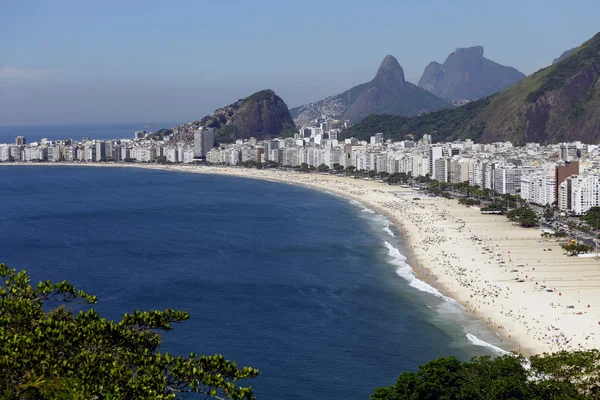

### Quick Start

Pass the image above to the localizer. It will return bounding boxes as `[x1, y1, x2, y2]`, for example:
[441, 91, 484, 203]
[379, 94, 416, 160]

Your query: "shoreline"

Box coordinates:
[6, 162, 600, 356]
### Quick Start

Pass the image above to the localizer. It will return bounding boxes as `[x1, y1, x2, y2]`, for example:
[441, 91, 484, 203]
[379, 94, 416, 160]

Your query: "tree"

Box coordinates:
[372, 351, 599, 400]
[333, 164, 344, 173]
[507, 207, 539, 228]
[583, 207, 600, 231]
[561, 242, 593, 256]
[0, 264, 258, 399]
[543, 205, 555, 220]
[316, 163, 330, 172]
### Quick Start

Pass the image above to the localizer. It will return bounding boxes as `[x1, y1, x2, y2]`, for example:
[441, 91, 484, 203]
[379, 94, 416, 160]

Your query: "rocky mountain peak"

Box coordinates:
[375, 54, 405, 83]
[454, 46, 484, 58]
[418, 45, 524, 100]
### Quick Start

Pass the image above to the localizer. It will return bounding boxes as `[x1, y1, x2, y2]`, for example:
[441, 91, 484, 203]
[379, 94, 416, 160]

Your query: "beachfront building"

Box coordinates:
[520, 173, 556, 206]
[434, 157, 451, 183]
[493, 165, 522, 195]
[193, 127, 215, 158]
[450, 158, 470, 183]
[559, 174, 600, 215]
[555, 161, 579, 201]
[165, 146, 179, 163]
[428, 145, 444, 178]
[0, 145, 10, 162]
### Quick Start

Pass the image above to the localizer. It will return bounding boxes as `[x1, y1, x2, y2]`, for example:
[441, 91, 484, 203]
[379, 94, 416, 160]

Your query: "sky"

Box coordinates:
[1, 0, 599, 125]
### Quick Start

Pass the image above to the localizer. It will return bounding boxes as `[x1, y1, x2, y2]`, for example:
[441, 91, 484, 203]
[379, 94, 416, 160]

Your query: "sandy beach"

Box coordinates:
[5, 162, 600, 356]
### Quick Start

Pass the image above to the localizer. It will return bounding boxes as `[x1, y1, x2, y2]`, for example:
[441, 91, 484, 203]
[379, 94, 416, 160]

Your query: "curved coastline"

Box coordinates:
[5, 162, 600, 357]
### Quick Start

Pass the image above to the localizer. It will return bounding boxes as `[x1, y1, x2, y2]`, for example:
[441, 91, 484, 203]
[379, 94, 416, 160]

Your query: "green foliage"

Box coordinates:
[0, 264, 258, 399]
[215, 125, 238, 144]
[316, 163, 330, 172]
[568, 101, 586, 121]
[507, 207, 539, 227]
[387, 172, 410, 185]
[279, 122, 298, 139]
[561, 242, 594, 256]
[459, 198, 481, 206]
[526, 32, 600, 102]
[245, 90, 276, 105]
[583, 206, 600, 229]
[481, 203, 505, 212]
[372, 351, 600, 400]
[341, 97, 490, 142]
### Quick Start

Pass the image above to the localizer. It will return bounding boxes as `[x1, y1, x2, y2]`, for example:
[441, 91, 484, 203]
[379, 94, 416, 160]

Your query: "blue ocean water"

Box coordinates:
[0, 166, 502, 399]
[0, 121, 180, 144]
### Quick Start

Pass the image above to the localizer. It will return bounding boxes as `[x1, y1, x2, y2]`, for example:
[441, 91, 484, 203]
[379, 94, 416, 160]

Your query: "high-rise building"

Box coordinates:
[559, 174, 600, 215]
[15, 136, 26, 146]
[193, 127, 215, 158]
[434, 157, 452, 182]
[494, 165, 522, 195]
[428, 145, 443, 178]
[555, 161, 579, 201]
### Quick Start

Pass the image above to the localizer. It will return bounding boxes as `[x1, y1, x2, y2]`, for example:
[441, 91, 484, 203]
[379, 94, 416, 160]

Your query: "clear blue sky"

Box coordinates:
[1, 0, 598, 125]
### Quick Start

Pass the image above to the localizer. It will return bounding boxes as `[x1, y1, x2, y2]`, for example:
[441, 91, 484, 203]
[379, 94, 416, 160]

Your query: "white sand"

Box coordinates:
[6, 162, 600, 356]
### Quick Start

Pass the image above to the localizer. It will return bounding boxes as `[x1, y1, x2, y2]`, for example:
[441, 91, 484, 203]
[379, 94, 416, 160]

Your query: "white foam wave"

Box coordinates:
[361, 207, 375, 214]
[383, 226, 395, 237]
[383, 241, 456, 302]
[465, 333, 510, 355]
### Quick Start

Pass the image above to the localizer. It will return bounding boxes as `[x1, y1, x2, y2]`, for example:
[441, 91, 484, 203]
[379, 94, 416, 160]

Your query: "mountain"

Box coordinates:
[344, 32, 600, 145]
[553, 48, 576, 65]
[289, 55, 451, 127]
[200, 90, 296, 143]
[418, 46, 526, 100]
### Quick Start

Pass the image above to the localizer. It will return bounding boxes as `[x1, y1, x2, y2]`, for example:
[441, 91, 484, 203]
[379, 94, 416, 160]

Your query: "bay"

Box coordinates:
[0, 166, 497, 399]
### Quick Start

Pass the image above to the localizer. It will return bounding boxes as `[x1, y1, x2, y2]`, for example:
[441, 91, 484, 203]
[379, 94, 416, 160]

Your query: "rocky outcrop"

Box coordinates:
[418, 46, 525, 100]
[290, 55, 450, 126]
[201, 90, 296, 143]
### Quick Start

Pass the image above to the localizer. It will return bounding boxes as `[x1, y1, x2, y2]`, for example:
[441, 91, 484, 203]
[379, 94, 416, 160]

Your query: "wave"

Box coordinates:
[383, 226, 395, 237]
[465, 333, 510, 355]
[383, 241, 457, 303]
[361, 207, 375, 214]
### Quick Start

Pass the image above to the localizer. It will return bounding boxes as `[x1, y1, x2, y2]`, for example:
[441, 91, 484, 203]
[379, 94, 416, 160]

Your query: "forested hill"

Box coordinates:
[341, 98, 489, 143]
[344, 31, 600, 145]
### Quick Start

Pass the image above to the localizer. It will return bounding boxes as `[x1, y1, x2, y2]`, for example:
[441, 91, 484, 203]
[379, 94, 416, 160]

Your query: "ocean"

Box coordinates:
[0, 122, 180, 144]
[0, 166, 505, 399]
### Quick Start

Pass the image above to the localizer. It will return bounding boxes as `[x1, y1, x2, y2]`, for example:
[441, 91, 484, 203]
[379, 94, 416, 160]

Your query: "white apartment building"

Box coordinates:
[428, 145, 444, 178]
[494, 165, 522, 194]
[181, 147, 195, 164]
[63, 146, 77, 161]
[561, 174, 600, 215]
[521, 174, 556, 205]
[450, 158, 470, 183]
[165, 147, 179, 163]
[0, 145, 9, 161]
[434, 157, 451, 183]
